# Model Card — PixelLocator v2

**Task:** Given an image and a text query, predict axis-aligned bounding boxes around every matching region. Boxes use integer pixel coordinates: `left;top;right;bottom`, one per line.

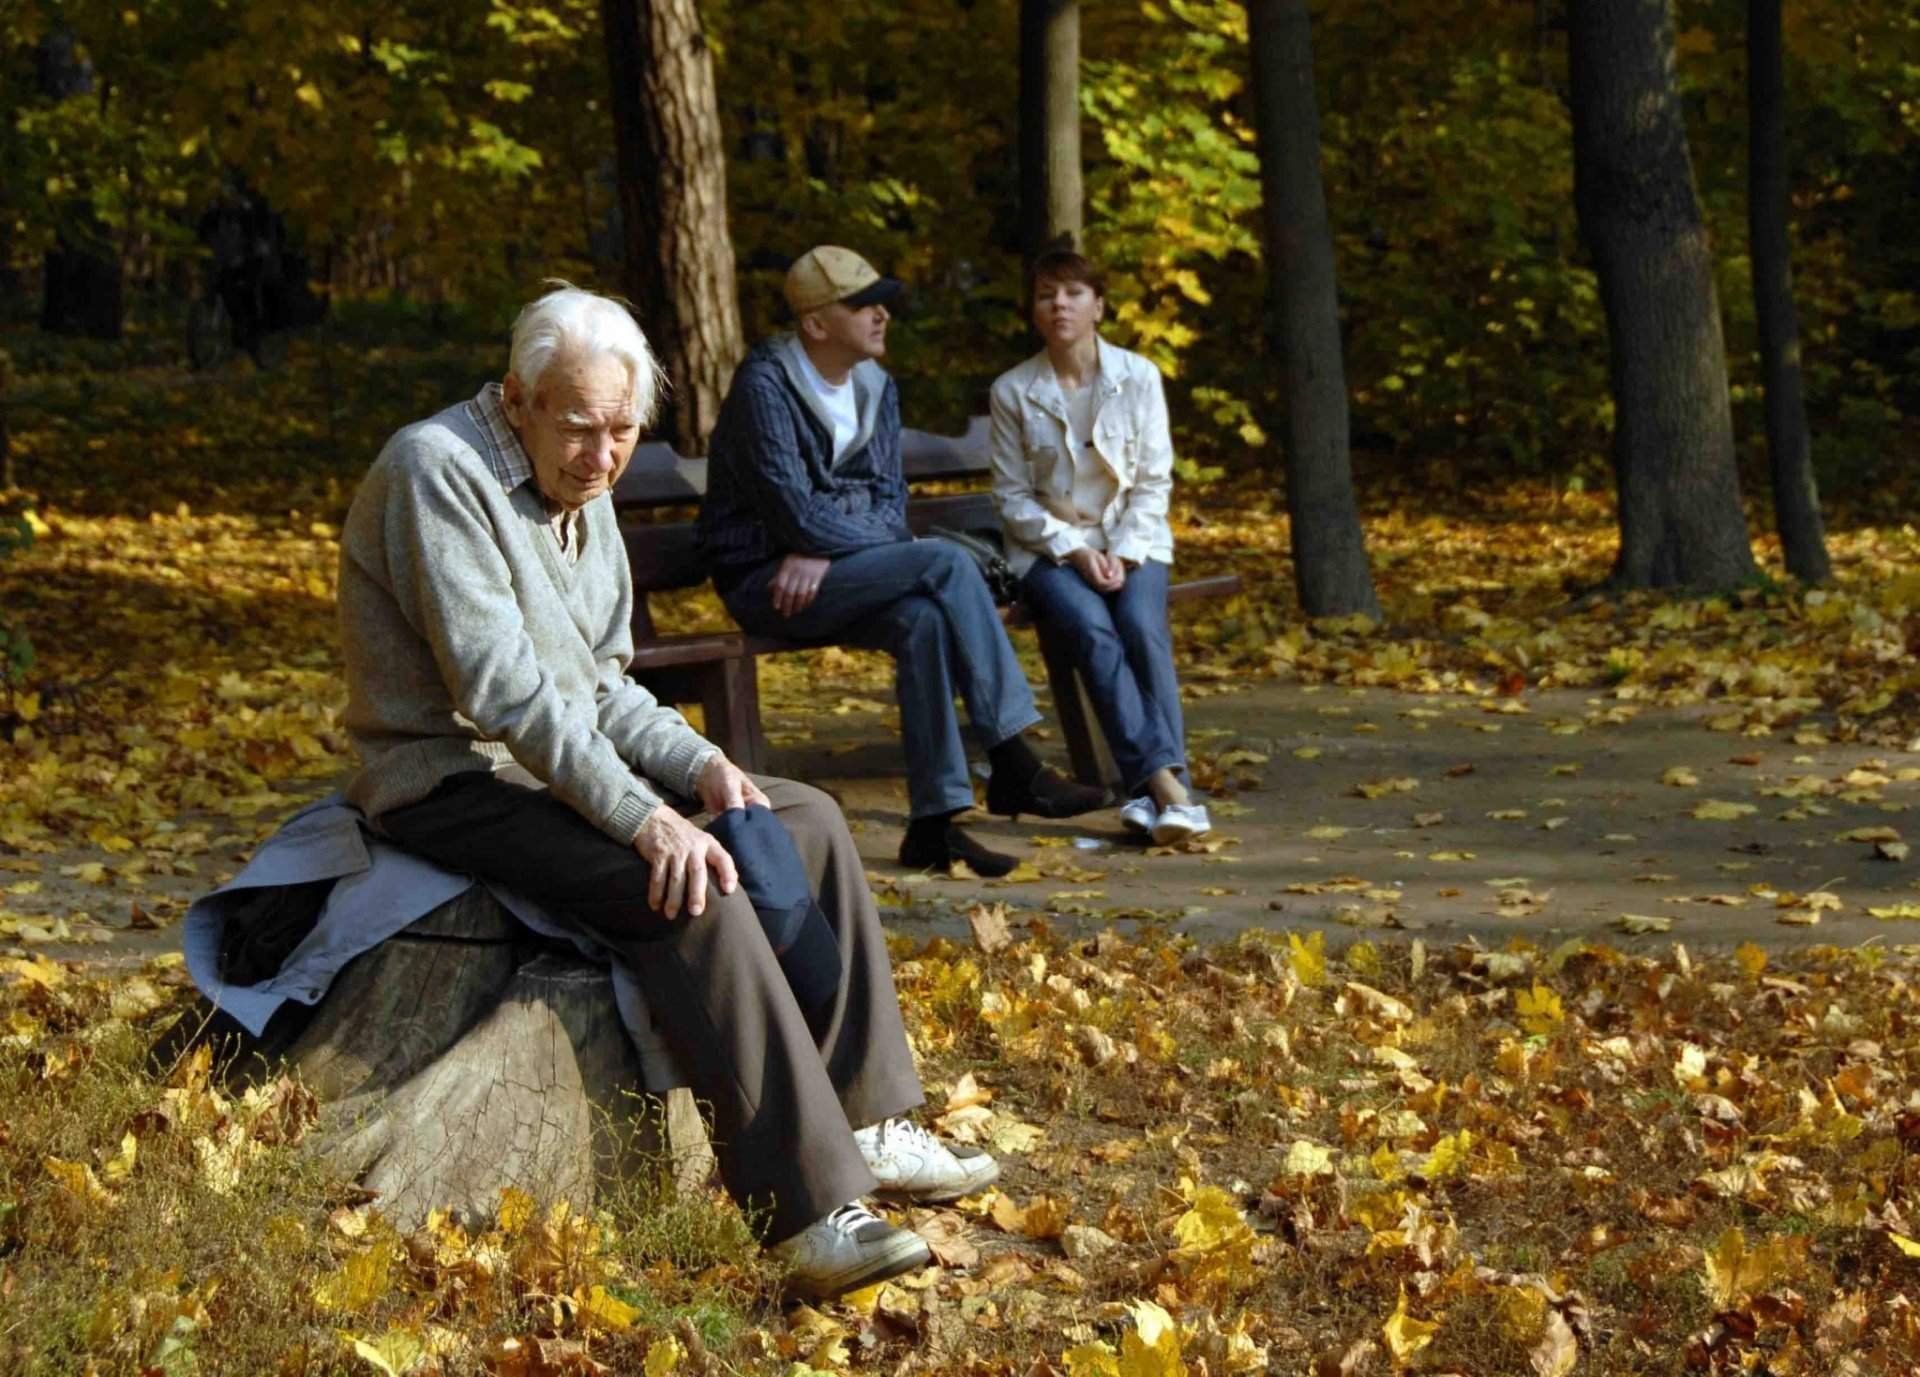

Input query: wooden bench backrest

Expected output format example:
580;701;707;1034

614;442;709;507
616;420;1002;599
613;417;996;513
900;415;993;482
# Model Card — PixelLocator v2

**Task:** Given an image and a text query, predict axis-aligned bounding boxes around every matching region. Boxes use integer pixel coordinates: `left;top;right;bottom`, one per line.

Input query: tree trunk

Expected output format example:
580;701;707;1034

39;239;124;340
1244;0;1380;619
1747;0;1831;582
1019;0;1083;256
0;349;13;491
165;887;712;1231
35;31;123;341
1568;0;1756;591
602;0;745;454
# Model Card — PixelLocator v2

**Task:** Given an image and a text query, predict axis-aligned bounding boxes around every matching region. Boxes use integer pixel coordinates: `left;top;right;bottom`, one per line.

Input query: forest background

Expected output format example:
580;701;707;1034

4;0;1916;512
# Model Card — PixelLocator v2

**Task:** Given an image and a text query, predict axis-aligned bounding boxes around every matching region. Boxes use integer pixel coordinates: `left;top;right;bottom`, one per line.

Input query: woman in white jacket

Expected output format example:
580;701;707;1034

987;250;1209;846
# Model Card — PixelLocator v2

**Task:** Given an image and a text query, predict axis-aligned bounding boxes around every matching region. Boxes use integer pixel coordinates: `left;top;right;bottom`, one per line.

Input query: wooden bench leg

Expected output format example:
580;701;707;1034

1036;623;1118;790
701;655;767;774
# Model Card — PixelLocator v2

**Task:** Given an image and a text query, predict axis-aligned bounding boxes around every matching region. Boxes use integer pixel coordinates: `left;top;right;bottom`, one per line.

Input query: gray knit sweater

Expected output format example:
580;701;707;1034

338;387;718;842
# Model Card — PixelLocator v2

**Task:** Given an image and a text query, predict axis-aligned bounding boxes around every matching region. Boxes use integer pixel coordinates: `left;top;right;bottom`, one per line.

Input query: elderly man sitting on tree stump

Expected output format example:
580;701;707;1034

333;282;996;1298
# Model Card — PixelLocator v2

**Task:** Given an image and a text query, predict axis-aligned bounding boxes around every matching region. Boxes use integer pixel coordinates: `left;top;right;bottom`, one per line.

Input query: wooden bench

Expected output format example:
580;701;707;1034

611;418;1244;789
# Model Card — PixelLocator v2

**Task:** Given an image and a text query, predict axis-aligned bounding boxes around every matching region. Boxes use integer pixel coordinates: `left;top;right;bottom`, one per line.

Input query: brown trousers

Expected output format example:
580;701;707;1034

377;769;924;1242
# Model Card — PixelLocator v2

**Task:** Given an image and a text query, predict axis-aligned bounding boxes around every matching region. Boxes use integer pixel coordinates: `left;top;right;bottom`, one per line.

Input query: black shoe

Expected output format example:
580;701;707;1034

983;764;1109;821
897;823;1019;878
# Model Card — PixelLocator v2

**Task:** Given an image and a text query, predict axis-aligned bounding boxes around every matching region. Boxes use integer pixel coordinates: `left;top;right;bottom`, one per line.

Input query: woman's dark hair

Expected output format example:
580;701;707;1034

1025;249;1106;309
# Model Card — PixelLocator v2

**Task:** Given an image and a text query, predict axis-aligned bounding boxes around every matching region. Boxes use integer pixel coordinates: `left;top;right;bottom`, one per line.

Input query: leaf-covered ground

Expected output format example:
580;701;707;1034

3;328;1920;1372
7;919;1920;1373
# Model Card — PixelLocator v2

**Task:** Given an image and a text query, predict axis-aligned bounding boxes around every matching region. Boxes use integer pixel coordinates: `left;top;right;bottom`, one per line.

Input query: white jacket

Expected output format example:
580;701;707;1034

987;336;1176;576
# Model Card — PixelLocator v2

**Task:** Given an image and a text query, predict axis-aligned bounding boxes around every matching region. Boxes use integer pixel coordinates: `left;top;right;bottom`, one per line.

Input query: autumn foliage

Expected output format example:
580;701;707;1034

12;902;1920;1371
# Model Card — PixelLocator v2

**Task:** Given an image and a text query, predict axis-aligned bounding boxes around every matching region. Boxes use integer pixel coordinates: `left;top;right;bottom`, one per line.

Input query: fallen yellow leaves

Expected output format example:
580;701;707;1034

1691;799;1758;821
986;1190;1069;1240
1381;1287;1438;1359
1513;982;1564;1036
19;853;1920;1374
1170;1179;1260;1294
1836;825;1901;844
312;1242;396;1314
1703;1226;1810;1309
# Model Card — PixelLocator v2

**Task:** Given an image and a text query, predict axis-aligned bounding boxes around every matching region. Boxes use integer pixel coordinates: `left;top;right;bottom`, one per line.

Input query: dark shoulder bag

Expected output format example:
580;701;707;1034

927;525;1021;606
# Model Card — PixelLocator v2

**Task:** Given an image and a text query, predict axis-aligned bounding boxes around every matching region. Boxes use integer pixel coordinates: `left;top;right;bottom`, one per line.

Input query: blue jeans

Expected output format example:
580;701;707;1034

1021;557;1185;795
724;540;1042;820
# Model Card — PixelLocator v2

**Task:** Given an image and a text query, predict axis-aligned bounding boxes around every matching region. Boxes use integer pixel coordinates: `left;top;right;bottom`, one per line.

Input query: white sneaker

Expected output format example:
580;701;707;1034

1150;801;1212;846
769;1201;932;1299
854;1118;1001;1203
1118;796;1158;835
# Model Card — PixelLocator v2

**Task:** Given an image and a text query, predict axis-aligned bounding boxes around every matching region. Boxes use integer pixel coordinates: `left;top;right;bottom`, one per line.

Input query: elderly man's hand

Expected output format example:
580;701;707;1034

633;804;739;920
770;553;832;616
697;754;772;815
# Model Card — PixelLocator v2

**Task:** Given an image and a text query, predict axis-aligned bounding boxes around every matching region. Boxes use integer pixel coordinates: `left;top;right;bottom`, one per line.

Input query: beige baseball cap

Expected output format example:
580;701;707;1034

783;245;904;316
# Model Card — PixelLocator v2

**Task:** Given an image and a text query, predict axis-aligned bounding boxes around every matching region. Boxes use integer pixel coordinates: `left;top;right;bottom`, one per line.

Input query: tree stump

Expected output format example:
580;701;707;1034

192;887;713;1231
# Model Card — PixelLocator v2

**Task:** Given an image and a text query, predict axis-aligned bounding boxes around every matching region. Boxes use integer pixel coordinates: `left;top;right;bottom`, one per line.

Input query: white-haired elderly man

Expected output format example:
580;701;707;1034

335;283;997;1298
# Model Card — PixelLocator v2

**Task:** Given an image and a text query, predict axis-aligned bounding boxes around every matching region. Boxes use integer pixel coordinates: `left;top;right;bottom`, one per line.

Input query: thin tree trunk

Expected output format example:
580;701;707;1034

1244;0;1380;619
1568;0;1756;591
1019;0;1083;256
1747;0;1830;582
40;239;123;341
35;29;122;341
0;349;12;491
602;0;744;454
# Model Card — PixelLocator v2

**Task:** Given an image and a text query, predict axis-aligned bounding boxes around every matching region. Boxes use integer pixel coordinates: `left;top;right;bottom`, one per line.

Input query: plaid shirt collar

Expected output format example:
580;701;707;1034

466;382;536;494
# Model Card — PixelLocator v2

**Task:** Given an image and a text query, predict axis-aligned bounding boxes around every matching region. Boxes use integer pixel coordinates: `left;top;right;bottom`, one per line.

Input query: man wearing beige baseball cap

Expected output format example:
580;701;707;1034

698;246;1105;877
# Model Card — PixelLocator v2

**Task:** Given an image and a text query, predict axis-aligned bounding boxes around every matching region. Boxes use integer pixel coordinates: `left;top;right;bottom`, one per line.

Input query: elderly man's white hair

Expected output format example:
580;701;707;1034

508;281;666;426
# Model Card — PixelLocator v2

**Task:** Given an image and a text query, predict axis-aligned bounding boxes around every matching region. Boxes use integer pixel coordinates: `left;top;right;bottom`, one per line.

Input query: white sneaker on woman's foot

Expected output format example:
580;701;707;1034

854;1118;1000;1203
1118;796;1158;835
1150;801;1212;846
769;1201;931;1299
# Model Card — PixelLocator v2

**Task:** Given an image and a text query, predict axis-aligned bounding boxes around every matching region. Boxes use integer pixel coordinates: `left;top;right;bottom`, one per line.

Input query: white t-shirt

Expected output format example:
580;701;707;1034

1059;368;1117;530
797;348;860;464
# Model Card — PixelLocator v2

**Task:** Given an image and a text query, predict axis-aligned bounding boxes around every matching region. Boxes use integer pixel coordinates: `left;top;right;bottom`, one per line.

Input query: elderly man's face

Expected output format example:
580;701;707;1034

502;351;641;512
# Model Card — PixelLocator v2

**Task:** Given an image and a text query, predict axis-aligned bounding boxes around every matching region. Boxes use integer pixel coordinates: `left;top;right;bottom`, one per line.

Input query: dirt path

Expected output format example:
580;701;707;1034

786;680;1920;951
10;680;1917;968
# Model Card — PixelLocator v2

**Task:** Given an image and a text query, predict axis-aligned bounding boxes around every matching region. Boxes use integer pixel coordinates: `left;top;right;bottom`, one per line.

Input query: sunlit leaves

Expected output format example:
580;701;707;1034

1286;930;1327;988
1381;1288;1438;1359
988;1191;1070;1240
1170;1180;1258;1294
313;1244;397;1315
1691;799;1759;821
1513;983;1563;1036
1420;1130;1474;1182
1703;1227;1809;1309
